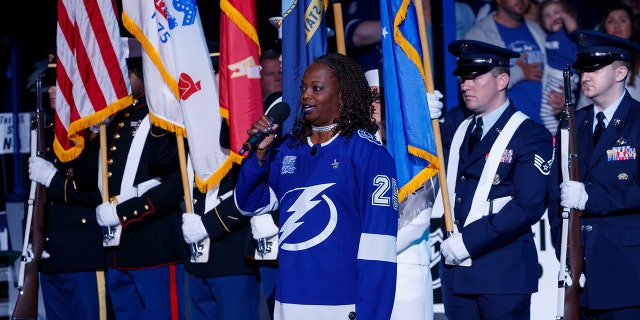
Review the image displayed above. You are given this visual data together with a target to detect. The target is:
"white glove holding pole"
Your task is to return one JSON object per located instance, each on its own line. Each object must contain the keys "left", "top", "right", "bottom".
{"left": 182, "top": 213, "right": 209, "bottom": 243}
{"left": 96, "top": 203, "right": 120, "bottom": 227}
{"left": 28, "top": 156, "right": 57, "bottom": 188}
{"left": 560, "top": 181, "right": 588, "bottom": 211}
{"left": 427, "top": 90, "right": 444, "bottom": 119}
{"left": 250, "top": 214, "right": 278, "bottom": 240}
{"left": 441, "top": 233, "right": 470, "bottom": 265}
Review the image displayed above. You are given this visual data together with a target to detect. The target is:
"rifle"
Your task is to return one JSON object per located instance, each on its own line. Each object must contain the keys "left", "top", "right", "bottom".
{"left": 556, "top": 65, "right": 583, "bottom": 320}
{"left": 13, "top": 77, "right": 47, "bottom": 319}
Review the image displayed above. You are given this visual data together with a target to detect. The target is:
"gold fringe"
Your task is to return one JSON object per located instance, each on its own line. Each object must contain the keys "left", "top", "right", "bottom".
{"left": 54, "top": 95, "right": 133, "bottom": 163}
{"left": 122, "top": 12, "right": 181, "bottom": 100}
{"left": 397, "top": 145, "right": 440, "bottom": 202}
{"left": 149, "top": 113, "right": 187, "bottom": 137}
{"left": 194, "top": 157, "right": 233, "bottom": 193}
{"left": 394, "top": 0, "right": 428, "bottom": 88}
{"left": 220, "top": 0, "right": 261, "bottom": 55}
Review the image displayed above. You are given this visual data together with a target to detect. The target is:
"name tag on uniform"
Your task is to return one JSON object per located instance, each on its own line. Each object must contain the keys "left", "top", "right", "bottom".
{"left": 607, "top": 146, "right": 636, "bottom": 161}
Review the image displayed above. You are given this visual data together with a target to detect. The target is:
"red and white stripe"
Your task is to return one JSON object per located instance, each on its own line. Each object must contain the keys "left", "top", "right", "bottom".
{"left": 54, "top": 0, "right": 131, "bottom": 162}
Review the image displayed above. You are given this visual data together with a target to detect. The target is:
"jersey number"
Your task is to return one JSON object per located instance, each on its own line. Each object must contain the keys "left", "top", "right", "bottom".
{"left": 372, "top": 175, "right": 391, "bottom": 206}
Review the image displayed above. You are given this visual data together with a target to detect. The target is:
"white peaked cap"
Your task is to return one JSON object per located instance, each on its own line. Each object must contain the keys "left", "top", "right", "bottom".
{"left": 365, "top": 69, "right": 381, "bottom": 87}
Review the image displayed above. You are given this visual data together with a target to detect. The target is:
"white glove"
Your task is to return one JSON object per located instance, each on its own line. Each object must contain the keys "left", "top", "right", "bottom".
{"left": 441, "top": 233, "right": 470, "bottom": 265}
{"left": 250, "top": 214, "right": 278, "bottom": 240}
{"left": 28, "top": 156, "right": 57, "bottom": 188}
{"left": 96, "top": 203, "right": 120, "bottom": 227}
{"left": 427, "top": 90, "right": 444, "bottom": 119}
{"left": 182, "top": 213, "right": 209, "bottom": 243}
{"left": 560, "top": 181, "right": 588, "bottom": 211}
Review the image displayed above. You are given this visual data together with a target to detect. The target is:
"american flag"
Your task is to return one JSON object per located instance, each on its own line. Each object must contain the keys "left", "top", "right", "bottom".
{"left": 54, "top": 0, "right": 131, "bottom": 162}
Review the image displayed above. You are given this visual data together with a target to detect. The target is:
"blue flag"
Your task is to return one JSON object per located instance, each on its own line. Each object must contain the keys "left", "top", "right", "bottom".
{"left": 380, "top": 0, "right": 439, "bottom": 201}
{"left": 281, "top": 0, "right": 327, "bottom": 133}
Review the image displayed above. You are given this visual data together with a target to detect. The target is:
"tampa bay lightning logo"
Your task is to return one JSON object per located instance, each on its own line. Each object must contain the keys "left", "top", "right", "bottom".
{"left": 280, "top": 183, "right": 338, "bottom": 251}
{"left": 357, "top": 129, "right": 383, "bottom": 146}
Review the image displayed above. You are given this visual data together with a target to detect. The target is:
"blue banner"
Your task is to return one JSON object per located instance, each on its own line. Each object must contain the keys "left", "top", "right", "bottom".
{"left": 281, "top": 0, "right": 327, "bottom": 133}
{"left": 380, "top": 0, "right": 438, "bottom": 200}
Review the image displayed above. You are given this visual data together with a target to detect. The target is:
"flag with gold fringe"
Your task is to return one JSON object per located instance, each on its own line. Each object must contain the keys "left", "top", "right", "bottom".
{"left": 219, "top": 0, "right": 264, "bottom": 162}
{"left": 54, "top": 0, "right": 132, "bottom": 162}
{"left": 380, "top": 0, "right": 439, "bottom": 203}
{"left": 122, "top": 0, "right": 226, "bottom": 192}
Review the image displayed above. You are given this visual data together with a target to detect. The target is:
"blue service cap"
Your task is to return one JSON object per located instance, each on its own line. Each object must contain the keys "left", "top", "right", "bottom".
{"left": 448, "top": 40, "right": 520, "bottom": 77}
{"left": 572, "top": 30, "right": 640, "bottom": 71}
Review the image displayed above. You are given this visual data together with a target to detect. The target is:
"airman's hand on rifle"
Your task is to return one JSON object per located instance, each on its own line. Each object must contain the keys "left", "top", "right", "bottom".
{"left": 560, "top": 181, "right": 588, "bottom": 211}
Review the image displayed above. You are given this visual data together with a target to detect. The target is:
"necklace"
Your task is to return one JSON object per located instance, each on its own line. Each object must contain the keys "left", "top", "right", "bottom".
{"left": 312, "top": 123, "right": 338, "bottom": 132}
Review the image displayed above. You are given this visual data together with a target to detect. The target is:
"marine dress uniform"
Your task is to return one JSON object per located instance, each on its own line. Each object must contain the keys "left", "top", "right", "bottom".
{"left": 39, "top": 120, "right": 112, "bottom": 319}
{"left": 549, "top": 30, "right": 640, "bottom": 318}
{"left": 183, "top": 126, "right": 261, "bottom": 320}
{"left": 101, "top": 94, "right": 186, "bottom": 319}
{"left": 437, "top": 40, "right": 554, "bottom": 320}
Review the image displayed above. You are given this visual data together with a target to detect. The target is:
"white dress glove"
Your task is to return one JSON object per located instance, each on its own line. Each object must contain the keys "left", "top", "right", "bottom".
{"left": 96, "top": 203, "right": 120, "bottom": 227}
{"left": 28, "top": 156, "right": 57, "bottom": 188}
{"left": 441, "top": 233, "right": 470, "bottom": 265}
{"left": 560, "top": 181, "right": 588, "bottom": 211}
{"left": 182, "top": 213, "right": 209, "bottom": 243}
{"left": 250, "top": 214, "right": 278, "bottom": 240}
{"left": 427, "top": 90, "right": 444, "bottom": 119}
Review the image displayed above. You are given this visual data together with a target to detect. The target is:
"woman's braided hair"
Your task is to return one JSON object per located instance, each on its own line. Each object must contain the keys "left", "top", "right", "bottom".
{"left": 290, "top": 52, "right": 377, "bottom": 145}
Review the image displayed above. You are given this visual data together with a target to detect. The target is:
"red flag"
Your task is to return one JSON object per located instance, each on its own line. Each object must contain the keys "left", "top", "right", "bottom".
{"left": 54, "top": 0, "right": 132, "bottom": 162}
{"left": 219, "top": 0, "right": 264, "bottom": 160}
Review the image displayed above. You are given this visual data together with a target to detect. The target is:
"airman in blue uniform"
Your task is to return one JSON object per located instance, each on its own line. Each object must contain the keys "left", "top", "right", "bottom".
{"left": 550, "top": 30, "right": 640, "bottom": 319}
{"left": 435, "top": 40, "right": 553, "bottom": 320}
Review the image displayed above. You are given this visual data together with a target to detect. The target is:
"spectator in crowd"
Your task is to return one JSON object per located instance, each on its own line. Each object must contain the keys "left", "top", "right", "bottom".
{"left": 435, "top": 39, "right": 553, "bottom": 320}
{"left": 576, "top": 3, "right": 640, "bottom": 108}
{"left": 234, "top": 53, "right": 398, "bottom": 320}
{"left": 464, "top": 0, "right": 547, "bottom": 124}
{"left": 538, "top": 0, "right": 579, "bottom": 134}
{"left": 549, "top": 29, "right": 640, "bottom": 320}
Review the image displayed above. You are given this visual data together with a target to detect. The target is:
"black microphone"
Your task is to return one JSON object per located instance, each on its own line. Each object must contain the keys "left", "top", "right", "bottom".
{"left": 239, "top": 101, "right": 290, "bottom": 155}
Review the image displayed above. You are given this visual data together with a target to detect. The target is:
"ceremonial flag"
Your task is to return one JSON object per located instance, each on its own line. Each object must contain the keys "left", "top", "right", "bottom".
{"left": 380, "top": 0, "right": 439, "bottom": 202}
{"left": 54, "top": 0, "right": 132, "bottom": 162}
{"left": 219, "top": 0, "right": 264, "bottom": 160}
{"left": 281, "top": 0, "right": 328, "bottom": 133}
{"left": 122, "top": 0, "right": 226, "bottom": 192}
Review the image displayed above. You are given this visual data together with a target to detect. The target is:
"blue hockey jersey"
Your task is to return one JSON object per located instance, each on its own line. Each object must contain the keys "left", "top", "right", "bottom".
{"left": 236, "top": 130, "right": 398, "bottom": 320}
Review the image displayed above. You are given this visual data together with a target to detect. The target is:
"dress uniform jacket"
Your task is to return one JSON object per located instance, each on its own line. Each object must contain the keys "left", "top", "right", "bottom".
{"left": 549, "top": 92, "right": 640, "bottom": 310}
{"left": 439, "top": 104, "right": 553, "bottom": 294}
{"left": 40, "top": 125, "right": 106, "bottom": 274}
{"left": 103, "top": 95, "right": 184, "bottom": 269}
{"left": 184, "top": 164, "right": 258, "bottom": 277}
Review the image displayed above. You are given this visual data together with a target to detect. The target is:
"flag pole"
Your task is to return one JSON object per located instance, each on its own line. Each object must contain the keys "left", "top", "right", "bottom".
{"left": 413, "top": 0, "right": 453, "bottom": 234}
{"left": 332, "top": 0, "right": 346, "bottom": 54}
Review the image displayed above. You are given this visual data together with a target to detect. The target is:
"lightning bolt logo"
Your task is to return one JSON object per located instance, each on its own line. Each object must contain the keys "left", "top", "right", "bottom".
{"left": 280, "top": 183, "right": 338, "bottom": 251}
